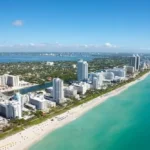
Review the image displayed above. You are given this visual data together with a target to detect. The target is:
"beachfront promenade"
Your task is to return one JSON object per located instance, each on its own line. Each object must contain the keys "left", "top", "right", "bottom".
{"left": 0, "top": 72, "right": 149, "bottom": 150}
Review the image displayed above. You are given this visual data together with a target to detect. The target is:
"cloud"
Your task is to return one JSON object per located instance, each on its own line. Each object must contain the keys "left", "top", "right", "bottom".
{"left": 140, "top": 48, "right": 150, "bottom": 50}
{"left": 0, "top": 42, "right": 136, "bottom": 52}
{"left": 29, "top": 43, "right": 35, "bottom": 46}
{"left": 12, "top": 20, "right": 24, "bottom": 26}
{"left": 0, "top": 42, "right": 118, "bottom": 49}
{"left": 104, "top": 42, "right": 117, "bottom": 48}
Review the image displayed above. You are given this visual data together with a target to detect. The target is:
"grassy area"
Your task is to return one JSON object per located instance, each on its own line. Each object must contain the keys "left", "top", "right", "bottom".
{"left": 0, "top": 70, "right": 149, "bottom": 140}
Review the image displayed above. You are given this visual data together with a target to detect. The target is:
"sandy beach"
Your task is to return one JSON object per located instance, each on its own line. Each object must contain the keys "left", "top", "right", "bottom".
{"left": 0, "top": 72, "right": 149, "bottom": 150}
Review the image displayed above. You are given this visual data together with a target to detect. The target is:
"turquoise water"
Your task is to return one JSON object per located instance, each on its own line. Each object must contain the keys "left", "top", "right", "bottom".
{"left": 30, "top": 75, "right": 150, "bottom": 150}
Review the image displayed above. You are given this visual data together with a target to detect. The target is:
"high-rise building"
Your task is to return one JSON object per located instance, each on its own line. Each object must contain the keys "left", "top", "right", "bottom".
{"left": 136, "top": 54, "right": 140, "bottom": 71}
{"left": 53, "top": 78, "right": 64, "bottom": 104}
{"left": 0, "top": 93, "right": 22, "bottom": 119}
{"left": 77, "top": 60, "right": 88, "bottom": 81}
{"left": 7, "top": 75, "right": 20, "bottom": 87}
{"left": 0, "top": 74, "right": 20, "bottom": 87}
{"left": 130, "top": 55, "right": 137, "bottom": 71}
{"left": 8, "top": 101, "right": 22, "bottom": 119}
{"left": 0, "top": 101, "right": 22, "bottom": 119}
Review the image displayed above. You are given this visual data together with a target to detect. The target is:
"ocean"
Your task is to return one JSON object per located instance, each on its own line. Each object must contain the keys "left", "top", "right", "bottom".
{"left": 30, "top": 75, "right": 150, "bottom": 150}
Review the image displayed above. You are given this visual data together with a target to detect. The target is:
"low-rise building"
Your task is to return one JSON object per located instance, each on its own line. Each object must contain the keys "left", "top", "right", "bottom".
{"left": 44, "top": 93, "right": 53, "bottom": 100}
{"left": 64, "top": 86, "right": 79, "bottom": 98}
{"left": 103, "top": 72, "right": 115, "bottom": 81}
{"left": 72, "top": 82, "right": 90, "bottom": 95}
{"left": 46, "top": 87, "right": 53, "bottom": 95}
{"left": 25, "top": 103, "right": 36, "bottom": 110}
{"left": 29, "top": 94, "right": 47, "bottom": 110}
{"left": 107, "top": 68, "right": 126, "bottom": 78}
{"left": 46, "top": 101, "right": 56, "bottom": 108}
{"left": 72, "top": 64, "right": 77, "bottom": 68}
{"left": 46, "top": 62, "right": 54, "bottom": 66}
{"left": 29, "top": 93, "right": 56, "bottom": 110}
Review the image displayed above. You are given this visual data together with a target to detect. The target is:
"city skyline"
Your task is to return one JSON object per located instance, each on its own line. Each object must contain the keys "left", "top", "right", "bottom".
{"left": 0, "top": 0, "right": 150, "bottom": 52}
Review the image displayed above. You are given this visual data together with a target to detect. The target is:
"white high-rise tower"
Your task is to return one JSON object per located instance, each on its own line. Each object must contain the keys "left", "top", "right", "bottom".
{"left": 53, "top": 78, "right": 64, "bottom": 104}
{"left": 77, "top": 60, "right": 88, "bottom": 81}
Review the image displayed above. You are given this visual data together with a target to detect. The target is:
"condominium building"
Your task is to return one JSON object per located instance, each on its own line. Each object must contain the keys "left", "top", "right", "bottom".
{"left": 0, "top": 99, "right": 22, "bottom": 119}
{"left": 93, "top": 77, "right": 99, "bottom": 89}
{"left": 64, "top": 86, "right": 79, "bottom": 98}
{"left": 136, "top": 54, "right": 140, "bottom": 71}
{"left": 0, "top": 75, "right": 7, "bottom": 86}
{"left": 107, "top": 68, "right": 126, "bottom": 78}
{"left": 53, "top": 78, "right": 64, "bottom": 104}
{"left": 130, "top": 54, "right": 137, "bottom": 71}
{"left": 89, "top": 72, "right": 104, "bottom": 89}
{"left": 103, "top": 72, "right": 115, "bottom": 81}
{"left": 0, "top": 74, "right": 20, "bottom": 87}
{"left": 129, "top": 54, "right": 141, "bottom": 71}
{"left": 72, "top": 82, "right": 91, "bottom": 95}
{"left": 29, "top": 94, "right": 47, "bottom": 110}
{"left": 8, "top": 101, "right": 22, "bottom": 119}
{"left": 77, "top": 60, "right": 88, "bottom": 81}
{"left": 125, "top": 66, "right": 135, "bottom": 74}
{"left": 7, "top": 75, "right": 20, "bottom": 87}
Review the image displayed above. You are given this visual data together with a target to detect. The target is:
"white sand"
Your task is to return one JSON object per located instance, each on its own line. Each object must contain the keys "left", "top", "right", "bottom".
{"left": 0, "top": 72, "right": 149, "bottom": 150}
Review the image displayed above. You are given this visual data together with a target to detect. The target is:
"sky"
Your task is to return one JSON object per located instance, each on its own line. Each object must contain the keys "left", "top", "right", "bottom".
{"left": 0, "top": 0, "right": 150, "bottom": 52}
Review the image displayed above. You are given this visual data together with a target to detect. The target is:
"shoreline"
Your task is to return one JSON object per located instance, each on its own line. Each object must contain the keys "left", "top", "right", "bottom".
{"left": 0, "top": 72, "right": 149, "bottom": 150}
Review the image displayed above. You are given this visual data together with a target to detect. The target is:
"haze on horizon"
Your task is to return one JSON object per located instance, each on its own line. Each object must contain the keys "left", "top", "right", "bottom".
{"left": 0, "top": 0, "right": 150, "bottom": 52}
